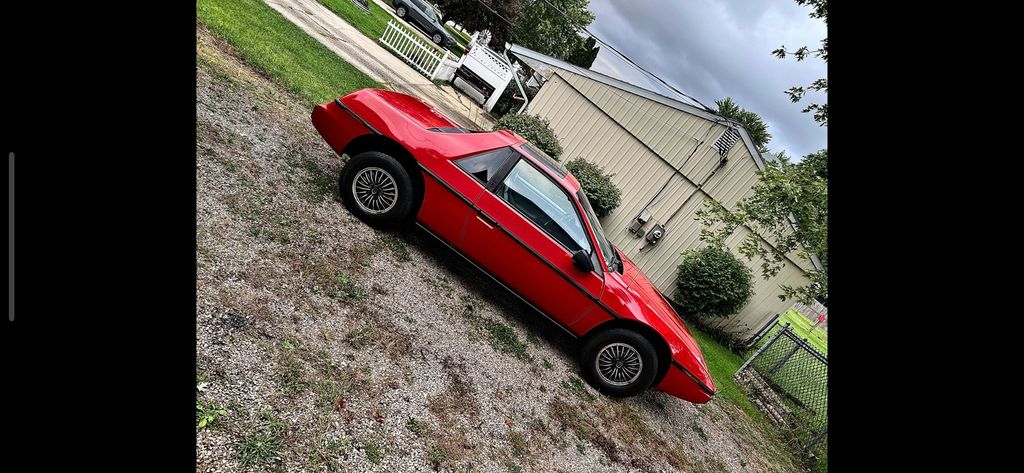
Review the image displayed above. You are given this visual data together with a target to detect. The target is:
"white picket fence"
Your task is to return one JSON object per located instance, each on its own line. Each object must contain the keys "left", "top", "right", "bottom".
{"left": 379, "top": 19, "right": 451, "bottom": 80}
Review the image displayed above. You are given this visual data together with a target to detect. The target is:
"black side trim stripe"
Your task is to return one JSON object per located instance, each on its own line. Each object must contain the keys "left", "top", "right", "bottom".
{"left": 335, "top": 98, "right": 381, "bottom": 135}
{"left": 417, "top": 164, "right": 617, "bottom": 320}
{"left": 418, "top": 163, "right": 715, "bottom": 396}
{"left": 414, "top": 222, "right": 578, "bottom": 339}
{"left": 419, "top": 163, "right": 474, "bottom": 206}
{"left": 672, "top": 360, "right": 716, "bottom": 397}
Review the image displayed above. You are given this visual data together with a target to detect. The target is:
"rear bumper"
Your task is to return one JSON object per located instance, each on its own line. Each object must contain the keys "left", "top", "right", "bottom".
{"left": 655, "top": 362, "right": 716, "bottom": 404}
{"left": 310, "top": 98, "right": 375, "bottom": 156}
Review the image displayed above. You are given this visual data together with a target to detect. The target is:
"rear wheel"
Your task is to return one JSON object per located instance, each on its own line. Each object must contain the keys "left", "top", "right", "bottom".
{"left": 580, "top": 329, "right": 659, "bottom": 398}
{"left": 340, "top": 151, "right": 416, "bottom": 229}
{"left": 396, "top": 5, "right": 407, "bottom": 19}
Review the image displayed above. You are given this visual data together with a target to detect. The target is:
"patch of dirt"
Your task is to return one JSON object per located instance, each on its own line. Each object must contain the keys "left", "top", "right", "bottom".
{"left": 195, "top": 26, "right": 808, "bottom": 473}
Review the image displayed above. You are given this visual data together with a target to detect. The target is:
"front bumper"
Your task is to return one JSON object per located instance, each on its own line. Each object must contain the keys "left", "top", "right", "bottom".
{"left": 655, "top": 362, "right": 716, "bottom": 404}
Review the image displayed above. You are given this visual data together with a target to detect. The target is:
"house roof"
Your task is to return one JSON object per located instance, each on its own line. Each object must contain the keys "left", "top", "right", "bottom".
{"left": 506, "top": 43, "right": 767, "bottom": 172}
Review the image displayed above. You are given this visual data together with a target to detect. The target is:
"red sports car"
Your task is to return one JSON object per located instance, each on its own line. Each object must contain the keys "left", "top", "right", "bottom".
{"left": 311, "top": 89, "right": 716, "bottom": 403}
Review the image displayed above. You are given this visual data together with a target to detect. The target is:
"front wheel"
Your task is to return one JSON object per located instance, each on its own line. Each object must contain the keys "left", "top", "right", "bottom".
{"left": 432, "top": 33, "right": 443, "bottom": 45}
{"left": 580, "top": 329, "right": 659, "bottom": 398}
{"left": 340, "top": 151, "right": 416, "bottom": 229}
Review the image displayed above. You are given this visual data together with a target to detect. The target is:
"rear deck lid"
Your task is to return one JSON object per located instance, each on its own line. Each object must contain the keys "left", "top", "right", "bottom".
{"left": 366, "top": 89, "right": 466, "bottom": 130}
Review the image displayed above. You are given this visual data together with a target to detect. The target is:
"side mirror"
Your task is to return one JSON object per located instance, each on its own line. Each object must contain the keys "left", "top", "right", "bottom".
{"left": 572, "top": 250, "right": 594, "bottom": 272}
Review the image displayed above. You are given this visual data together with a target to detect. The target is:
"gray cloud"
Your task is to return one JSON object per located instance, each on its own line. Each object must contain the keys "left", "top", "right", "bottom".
{"left": 584, "top": 0, "right": 827, "bottom": 158}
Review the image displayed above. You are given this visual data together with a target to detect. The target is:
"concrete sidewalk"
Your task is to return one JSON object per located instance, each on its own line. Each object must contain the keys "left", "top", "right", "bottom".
{"left": 265, "top": 0, "right": 495, "bottom": 130}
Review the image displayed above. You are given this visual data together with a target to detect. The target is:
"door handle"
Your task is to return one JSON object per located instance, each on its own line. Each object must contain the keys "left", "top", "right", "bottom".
{"left": 476, "top": 210, "right": 498, "bottom": 229}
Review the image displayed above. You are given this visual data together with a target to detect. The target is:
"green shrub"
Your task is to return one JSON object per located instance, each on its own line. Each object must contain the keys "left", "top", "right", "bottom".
{"left": 493, "top": 114, "right": 563, "bottom": 159}
{"left": 566, "top": 158, "right": 621, "bottom": 218}
{"left": 674, "top": 246, "right": 753, "bottom": 318}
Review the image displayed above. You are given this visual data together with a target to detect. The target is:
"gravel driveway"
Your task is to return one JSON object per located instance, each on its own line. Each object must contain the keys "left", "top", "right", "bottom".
{"left": 196, "top": 27, "right": 805, "bottom": 473}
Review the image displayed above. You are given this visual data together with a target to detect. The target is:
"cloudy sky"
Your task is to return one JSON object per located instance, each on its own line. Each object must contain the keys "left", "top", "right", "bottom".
{"left": 584, "top": 0, "right": 827, "bottom": 159}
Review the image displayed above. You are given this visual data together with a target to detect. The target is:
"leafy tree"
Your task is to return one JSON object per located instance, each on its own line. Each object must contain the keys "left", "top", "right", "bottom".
{"left": 696, "top": 150, "right": 827, "bottom": 304}
{"left": 436, "top": 0, "right": 522, "bottom": 48}
{"left": 673, "top": 246, "right": 754, "bottom": 318}
{"left": 437, "top": 1, "right": 598, "bottom": 70}
{"left": 566, "top": 36, "right": 600, "bottom": 68}
{"left": 565, "top": 158, "right": 621, "bottom": 217}
{"left": 800, "top": 148, "right": 827, "bottom": 180}
{"left": 772, "top": 0, "right": 827, "bottom": 126}
{"left": 715, "top": 97, "right": 771, "bottom": 153}
{"left": 511, "top": 0, "right": 596, "bottom": 63}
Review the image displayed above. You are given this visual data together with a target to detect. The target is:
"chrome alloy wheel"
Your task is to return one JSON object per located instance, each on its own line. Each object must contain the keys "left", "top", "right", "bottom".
{"left": 595, "top": 342, "right": 643, "bottom": 386}
{"left": 352, "top": 167, "right": 398, "bottom": 214}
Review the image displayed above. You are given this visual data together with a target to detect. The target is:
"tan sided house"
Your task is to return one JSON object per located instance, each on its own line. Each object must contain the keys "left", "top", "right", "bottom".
{"left": 505, "top": 44, "right": 822, "bottom": 340}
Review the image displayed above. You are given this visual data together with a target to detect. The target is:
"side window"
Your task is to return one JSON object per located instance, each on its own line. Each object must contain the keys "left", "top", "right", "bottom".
{"left": 454, "top": 148, "right": 512, "bottom": 184}
{"left": 496, "top": 160, "right": 591, "bottom": 254}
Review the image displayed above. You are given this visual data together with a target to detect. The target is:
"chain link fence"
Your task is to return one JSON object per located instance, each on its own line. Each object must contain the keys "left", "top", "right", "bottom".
{"left": 735, "top": 322, "right": 828, "bottom": 458}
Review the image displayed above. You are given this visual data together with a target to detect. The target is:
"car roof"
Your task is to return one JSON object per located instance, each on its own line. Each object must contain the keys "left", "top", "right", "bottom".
{"left": 510, "top": 141, "right": 582, "bottom": 195}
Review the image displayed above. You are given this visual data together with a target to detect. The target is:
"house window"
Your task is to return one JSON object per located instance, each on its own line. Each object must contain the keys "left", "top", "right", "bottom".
{"left": 712, "top": 128, "right": 741, "bottom": 157}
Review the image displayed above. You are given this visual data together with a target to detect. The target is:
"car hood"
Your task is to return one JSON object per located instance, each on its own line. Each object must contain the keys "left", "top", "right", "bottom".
{"left": 618, "top": 250, "right": 715, "bottom": 393}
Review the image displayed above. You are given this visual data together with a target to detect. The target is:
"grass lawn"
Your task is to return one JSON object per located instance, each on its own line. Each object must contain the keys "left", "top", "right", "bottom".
{"left": 689, "top": 326, "right": 764, "bottom": 423}
{"left": 197, "top": 0, "right": 379, "bottom": 106}
{"left": 777, "top": 309, "right": 828, "bottom": 355}
{"left": 444, "top": 23, "right": 469, "bottom": 55}
{"left": 317, "top": 0, "right": 391, "bottom": 40}
{"left": 692, "top": 324, "right": 827, "bottom": 472}
{"left": 746, "top": 310, "right": 828, "bottom": 428}
{"left": 317, "top": 0, "right": 466, "bottom": 56}
{"left": 447, "top": 38, "right": 467, "bottom": 56}
{"left": 445, "top": 23, "right": 471, "bottom": 44}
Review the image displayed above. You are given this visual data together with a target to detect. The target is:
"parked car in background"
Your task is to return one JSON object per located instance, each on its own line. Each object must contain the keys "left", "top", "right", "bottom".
{"left": 393, "top": 0, "right": 455, "bottom": 48}
{"left": 310, "top": 89, "right": 717, "bottom": 403}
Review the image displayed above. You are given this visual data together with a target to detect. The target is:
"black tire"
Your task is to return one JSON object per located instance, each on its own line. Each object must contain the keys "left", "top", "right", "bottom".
{"left": 340, "top": 151, "right": 416, "bottom": 229}
{"left": 580, "top": 328, "right": 659, "bottom": 398}
{"left": 396, "top": 5, "right": 407, "bottom": 19}
{"left": 432, "top": 33, "right": 443, "bottom": 45}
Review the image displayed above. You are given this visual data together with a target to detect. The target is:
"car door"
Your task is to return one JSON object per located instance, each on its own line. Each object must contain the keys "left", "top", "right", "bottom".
{"left": 460, "top": 153, "right": 604, "bottom": 328}
{"left": 418, "top": 147, "right": 514, "bottom": 247}
{"left": 408, "top": 0, "right": 429, "bottom": 30}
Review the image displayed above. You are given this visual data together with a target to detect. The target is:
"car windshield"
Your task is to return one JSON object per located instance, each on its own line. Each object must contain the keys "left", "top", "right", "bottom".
{"left": 577, "top": 190, "right": 616, "bottom": 270}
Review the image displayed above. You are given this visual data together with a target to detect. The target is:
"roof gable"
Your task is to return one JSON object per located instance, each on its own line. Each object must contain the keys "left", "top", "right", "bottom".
{"left": 507, "top": 43, "right": 767, "bottom": 172}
